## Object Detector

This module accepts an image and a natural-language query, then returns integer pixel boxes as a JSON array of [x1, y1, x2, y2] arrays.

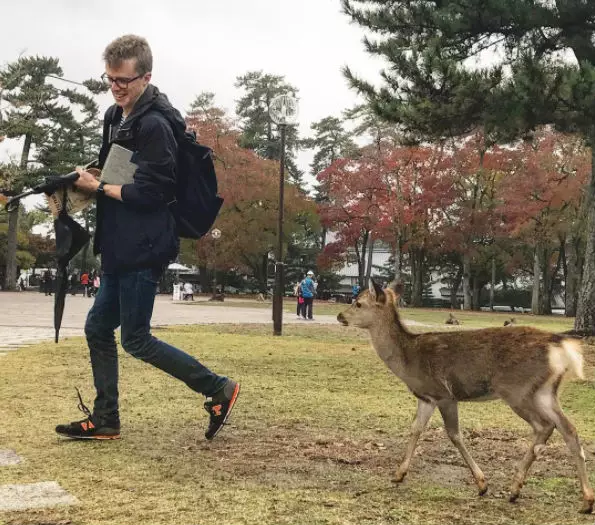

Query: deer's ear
[[389, 280, 404, 297], [369, 278, 385, 303]]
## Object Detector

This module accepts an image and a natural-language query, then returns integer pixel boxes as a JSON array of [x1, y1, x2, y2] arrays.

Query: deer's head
[[337, 279, 403, 329]]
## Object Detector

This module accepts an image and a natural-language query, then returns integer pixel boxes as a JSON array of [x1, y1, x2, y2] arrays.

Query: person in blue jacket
[[300, 270, 316, 320], [352, 283, 361, 302]]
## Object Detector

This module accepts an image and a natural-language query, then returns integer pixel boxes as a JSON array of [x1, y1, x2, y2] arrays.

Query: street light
[[269, 94, 299, 336], [211, 228, 222, 300]]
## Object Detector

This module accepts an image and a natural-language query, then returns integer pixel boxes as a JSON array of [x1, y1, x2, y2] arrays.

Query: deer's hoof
[[509, 492, 519, 503], [477, 483, 488, 496], [579, 499, 594, 514], [392, 472, 407, 484]]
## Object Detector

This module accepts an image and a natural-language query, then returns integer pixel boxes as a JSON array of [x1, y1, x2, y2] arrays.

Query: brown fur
[[337, 280, 593, 513], [445, 313, 460, 325]]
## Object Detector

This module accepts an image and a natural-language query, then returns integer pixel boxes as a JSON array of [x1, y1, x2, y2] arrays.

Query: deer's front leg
[[394, 398, 435, 483], [438, 400, 487, 495]]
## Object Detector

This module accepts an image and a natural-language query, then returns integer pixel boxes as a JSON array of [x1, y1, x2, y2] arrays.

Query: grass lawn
[[1, 322, 595, 525], [187, 298, 576, 333]]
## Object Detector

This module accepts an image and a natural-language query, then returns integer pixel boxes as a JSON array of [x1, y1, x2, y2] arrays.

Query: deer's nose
[[337, 313, 348, 325]]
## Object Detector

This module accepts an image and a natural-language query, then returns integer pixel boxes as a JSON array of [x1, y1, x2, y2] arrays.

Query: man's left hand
[[74, 167, 100, 193]]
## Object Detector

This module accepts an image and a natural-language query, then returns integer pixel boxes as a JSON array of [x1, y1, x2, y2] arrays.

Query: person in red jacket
[[80, 272, 89, 297]]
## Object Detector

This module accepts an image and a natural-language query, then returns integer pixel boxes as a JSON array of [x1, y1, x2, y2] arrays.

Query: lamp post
[[269, 95, 299, 336], [210, 228, 222, 300]]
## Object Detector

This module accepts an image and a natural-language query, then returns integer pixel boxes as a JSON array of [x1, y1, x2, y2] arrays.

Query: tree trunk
[[260, 253, 269, 293], [542, 245, 560, 316], [565, 235, 579, 317], [410, 248, 424, 307], [575, 151, 595, 333], [4, 206, 19, 291], [393, 233, 402, 283], [532, 245, 542, 315], [472, 274, 481, 311], [462, 253, 472, 310], [198, 265, 209, 293], [320, 227, 327, 250], [364, 235, 374, 288], [450, 265, 463, 309], [356, 231, 368, 288], [489, 257, 496, 311], [4, 132, 32, 291]]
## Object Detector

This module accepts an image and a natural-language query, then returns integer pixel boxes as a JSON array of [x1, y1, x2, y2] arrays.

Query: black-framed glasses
[[101, 73, 142, 89]]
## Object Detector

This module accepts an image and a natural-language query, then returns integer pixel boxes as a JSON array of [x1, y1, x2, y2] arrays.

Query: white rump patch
[[548, 339, 584, 380]]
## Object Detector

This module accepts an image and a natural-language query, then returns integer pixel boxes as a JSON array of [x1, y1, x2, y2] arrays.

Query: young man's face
[[104, 58, 151, 113]]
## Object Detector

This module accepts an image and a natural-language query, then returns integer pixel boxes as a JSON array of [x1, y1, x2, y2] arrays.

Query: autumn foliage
[[318, 127, 590, 308]]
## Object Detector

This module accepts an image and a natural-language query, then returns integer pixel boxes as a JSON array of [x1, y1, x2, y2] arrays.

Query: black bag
[[171, 131, 223, 239], [102, 105, 223, 240]]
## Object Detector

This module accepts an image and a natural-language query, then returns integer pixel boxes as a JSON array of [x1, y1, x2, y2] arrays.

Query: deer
[[445, 313, 460, 325], [337, 280, 593, 514]]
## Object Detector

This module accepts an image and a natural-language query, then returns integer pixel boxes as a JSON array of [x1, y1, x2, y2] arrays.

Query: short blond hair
[[103, 35, 152, 75]]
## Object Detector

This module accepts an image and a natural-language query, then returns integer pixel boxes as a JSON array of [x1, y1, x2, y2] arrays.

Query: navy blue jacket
[[96, 85, 186, 272]]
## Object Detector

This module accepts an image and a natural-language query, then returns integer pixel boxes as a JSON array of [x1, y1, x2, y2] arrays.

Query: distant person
[[300, 270, 316, 320], [183, 282, 194, 301], [93, 273, 101, 295], [352, 284, 361, 303], [43, 270, 53, 296], [80, 272, 90, 297], [294, 278, 304, 319]]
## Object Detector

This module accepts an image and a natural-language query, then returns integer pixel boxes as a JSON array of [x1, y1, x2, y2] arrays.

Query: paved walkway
[[0, 292, 340, 351]]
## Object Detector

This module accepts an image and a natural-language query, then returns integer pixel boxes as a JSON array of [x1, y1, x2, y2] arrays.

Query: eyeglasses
[[101, 73, 142, 89]]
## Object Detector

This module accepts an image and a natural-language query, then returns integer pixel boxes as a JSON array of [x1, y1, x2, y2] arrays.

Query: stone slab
[[0, 481, 78, 511], [0, 450, 22, 466]]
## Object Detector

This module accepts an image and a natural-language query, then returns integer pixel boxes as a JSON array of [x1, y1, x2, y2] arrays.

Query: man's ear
[[369, 278, 385, 303]]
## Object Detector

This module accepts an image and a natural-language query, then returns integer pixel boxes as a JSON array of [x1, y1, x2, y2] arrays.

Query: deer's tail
[[550, 339, 584, 380]]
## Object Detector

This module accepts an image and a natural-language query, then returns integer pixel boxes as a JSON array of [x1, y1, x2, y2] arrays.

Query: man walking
[[55, 35, 239, 441], [300, 270, 316, 320]]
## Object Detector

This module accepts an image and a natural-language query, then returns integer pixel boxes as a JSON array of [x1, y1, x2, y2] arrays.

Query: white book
[[100, 144, 137, 185]]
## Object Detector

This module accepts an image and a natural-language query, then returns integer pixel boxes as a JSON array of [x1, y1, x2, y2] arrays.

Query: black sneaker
[[204, 381, 241, 440], [55, 389, 120, 440]]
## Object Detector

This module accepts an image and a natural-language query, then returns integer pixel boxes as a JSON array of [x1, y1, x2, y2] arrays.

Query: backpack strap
[[98, 105, 120, 168]]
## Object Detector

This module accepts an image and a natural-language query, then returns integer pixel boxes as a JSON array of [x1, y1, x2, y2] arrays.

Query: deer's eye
[[355, 302, 362, 308]]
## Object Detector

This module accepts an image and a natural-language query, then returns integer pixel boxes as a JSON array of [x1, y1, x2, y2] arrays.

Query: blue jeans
[[85, 268, 227, 425]]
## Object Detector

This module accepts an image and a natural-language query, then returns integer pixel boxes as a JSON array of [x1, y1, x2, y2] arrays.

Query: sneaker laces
[[75, 387, 92, 419]]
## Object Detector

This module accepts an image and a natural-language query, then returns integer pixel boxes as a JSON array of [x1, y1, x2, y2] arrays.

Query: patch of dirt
[[174, 424, 583, 498], [5, 521, 74, 525]]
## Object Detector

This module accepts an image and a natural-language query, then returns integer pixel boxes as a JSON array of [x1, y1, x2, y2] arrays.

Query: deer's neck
[[369, 308, 415, 372]]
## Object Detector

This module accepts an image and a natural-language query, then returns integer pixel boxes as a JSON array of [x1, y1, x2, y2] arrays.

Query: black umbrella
[[53, 186, 90, 342], [5, 173, 91, 343]]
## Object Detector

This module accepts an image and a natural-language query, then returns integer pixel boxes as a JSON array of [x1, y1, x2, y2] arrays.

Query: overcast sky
[[0, 0, 384, 202]]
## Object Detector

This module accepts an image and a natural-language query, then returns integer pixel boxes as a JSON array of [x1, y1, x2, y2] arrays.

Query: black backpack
[[171, 131, 223, 239], [102, 105, 223, 240]]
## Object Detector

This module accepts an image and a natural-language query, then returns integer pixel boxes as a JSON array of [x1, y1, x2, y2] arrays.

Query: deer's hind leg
[[504, 400, 554, 503], [438, 400, 487, 495], [394, 398, 435, 483], [534, 384, 594, 514]]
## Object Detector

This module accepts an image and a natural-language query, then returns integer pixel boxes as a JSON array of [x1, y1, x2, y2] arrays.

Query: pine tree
[[235, 71, 303, 186], [343, 0, 595, 333], [0, 56, 101, 289], [302, 116, 356, 248]]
